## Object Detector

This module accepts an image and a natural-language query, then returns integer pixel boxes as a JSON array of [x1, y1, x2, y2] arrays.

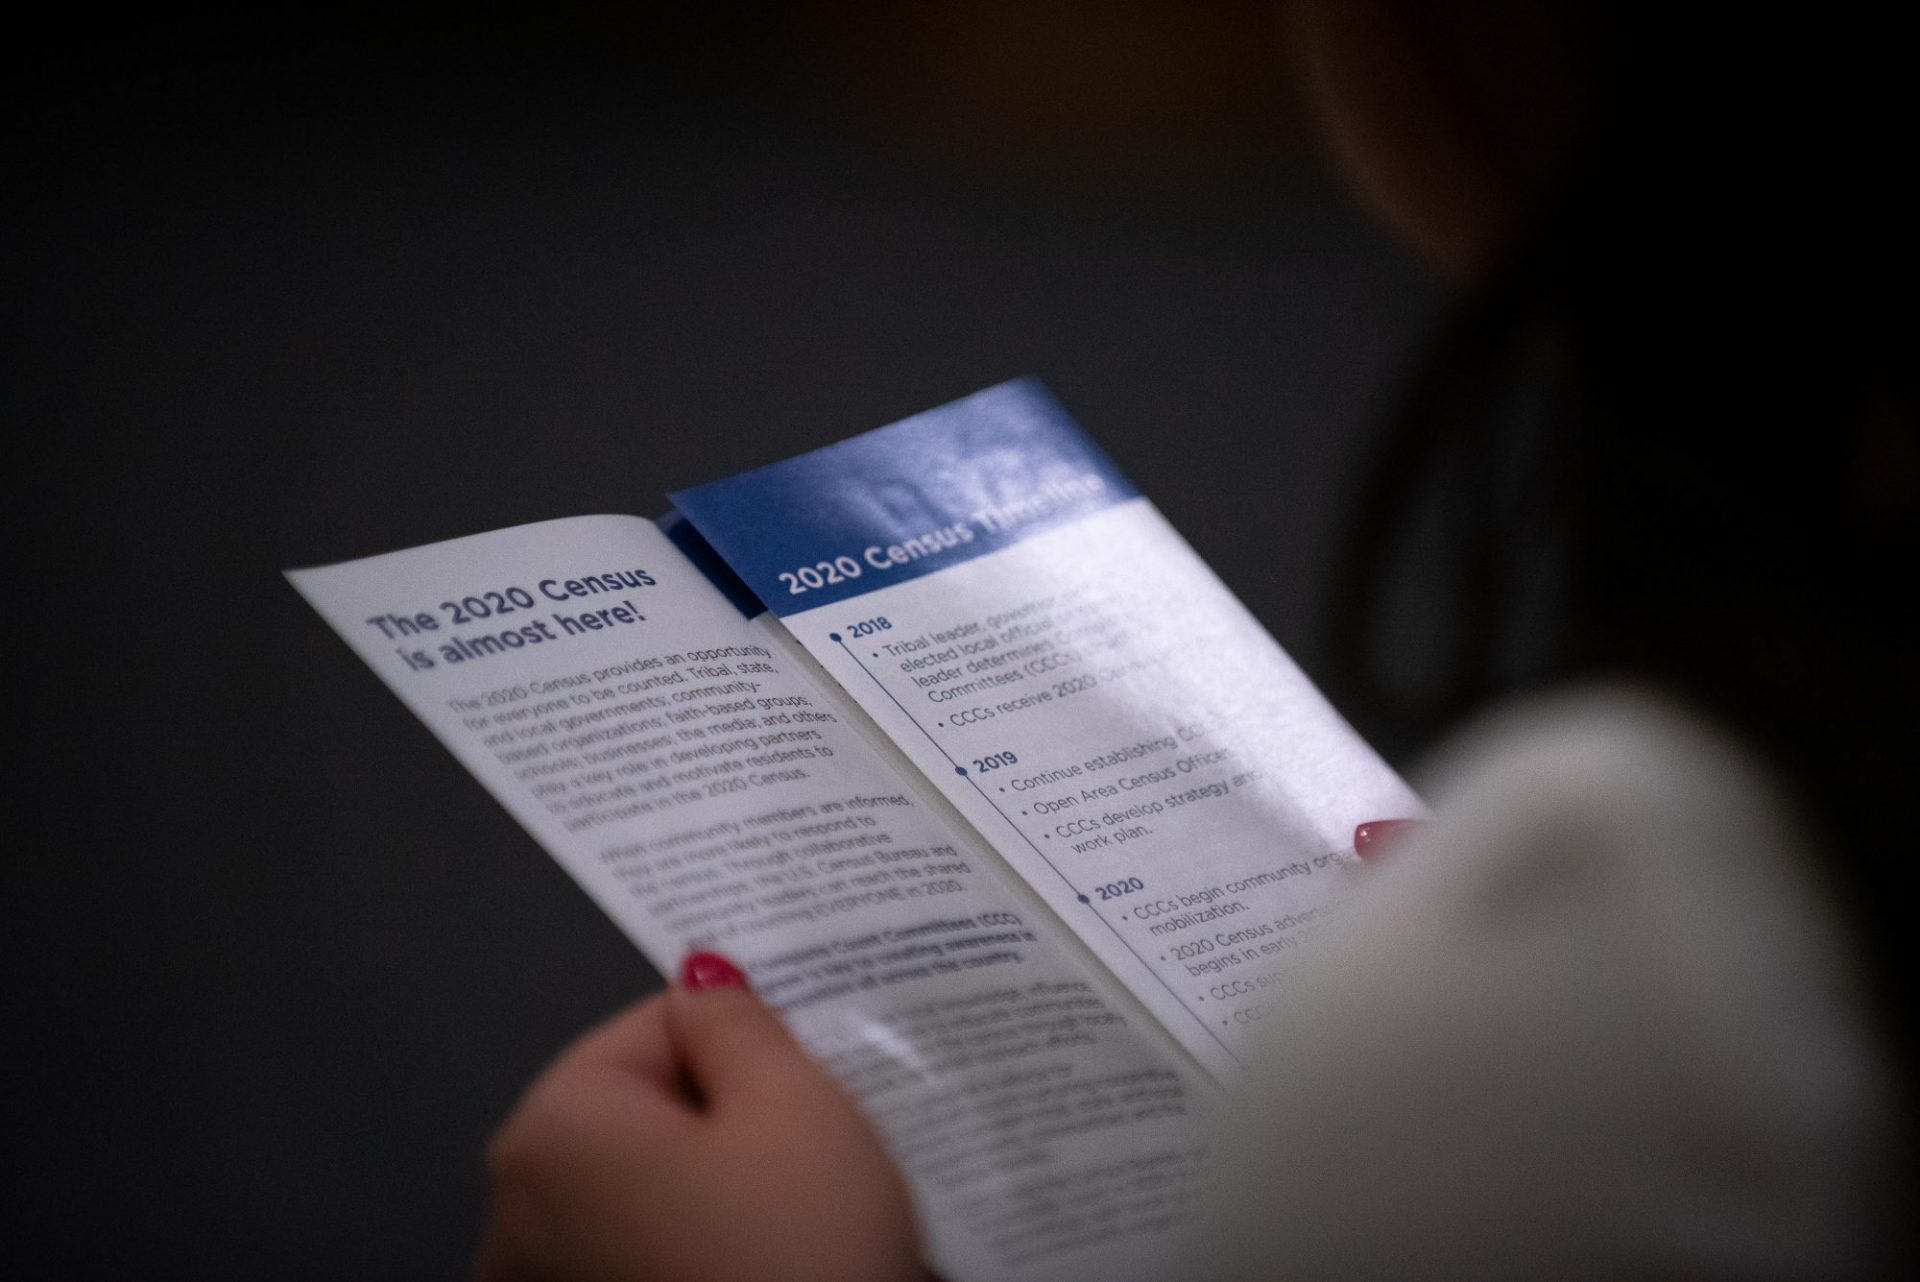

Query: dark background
[[5, 6, 1435, 1277]]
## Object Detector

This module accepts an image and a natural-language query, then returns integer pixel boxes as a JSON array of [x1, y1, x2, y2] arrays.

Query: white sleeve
[[1191, 688, 1902, 1281]]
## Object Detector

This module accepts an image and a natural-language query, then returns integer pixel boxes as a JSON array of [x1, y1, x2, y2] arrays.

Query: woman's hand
[[472, 953, 927, 1282]]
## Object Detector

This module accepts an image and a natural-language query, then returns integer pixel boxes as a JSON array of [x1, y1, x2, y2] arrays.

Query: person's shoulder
[[1391, 683, 1902, 1267], [1419, 681, 1810, 871], [1400, 683, 1844, 946], [1203, 683, 1904, 1280], [1390, 684, 1882, 1081]]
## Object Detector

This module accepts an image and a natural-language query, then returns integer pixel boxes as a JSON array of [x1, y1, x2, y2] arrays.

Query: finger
[[486, 1002, 698, 1227], [468, 1211, 518, 1282], [510, 995, 705, 1139], [663, 954, 836, 1111], [542, 991, 681, 1093]]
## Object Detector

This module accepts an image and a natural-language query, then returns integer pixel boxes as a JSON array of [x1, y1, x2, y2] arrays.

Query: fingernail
[[680, 951, 750, 992], [1353, 819, 1421, 860]]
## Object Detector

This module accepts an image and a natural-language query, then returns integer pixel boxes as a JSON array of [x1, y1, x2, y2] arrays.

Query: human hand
[[472, 952, 928, 1282]]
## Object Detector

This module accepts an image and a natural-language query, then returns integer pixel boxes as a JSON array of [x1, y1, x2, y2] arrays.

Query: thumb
[[665, 952, 835, 1111]]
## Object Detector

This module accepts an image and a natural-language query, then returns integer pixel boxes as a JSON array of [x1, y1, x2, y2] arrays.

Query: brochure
[[289, 379, 1418, 1281]]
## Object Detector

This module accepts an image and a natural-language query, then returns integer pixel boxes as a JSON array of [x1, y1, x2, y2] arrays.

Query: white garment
[[1194, 688, 1903, 1280]]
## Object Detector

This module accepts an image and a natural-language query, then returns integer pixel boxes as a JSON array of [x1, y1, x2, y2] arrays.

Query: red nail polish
[[1353, 819, 1421, 860], [680, 951, 750, 991]]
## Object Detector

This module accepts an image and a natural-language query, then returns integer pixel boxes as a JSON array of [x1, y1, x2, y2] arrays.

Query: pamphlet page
[[674, 381, 1421, 1075], [289, 514, 1210, 1282]]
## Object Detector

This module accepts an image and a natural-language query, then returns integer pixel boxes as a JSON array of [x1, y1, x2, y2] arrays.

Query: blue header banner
[[671, 379, 1139, 616], [656, 511, 766, 619]]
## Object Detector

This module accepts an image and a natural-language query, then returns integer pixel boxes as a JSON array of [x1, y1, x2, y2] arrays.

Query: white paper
[[289, 515, 1212, 1282], [764, 499, 1419, 1075]]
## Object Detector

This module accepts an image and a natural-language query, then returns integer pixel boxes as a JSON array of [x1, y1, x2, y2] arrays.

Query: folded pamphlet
[[289, 379, 1418, 1282]]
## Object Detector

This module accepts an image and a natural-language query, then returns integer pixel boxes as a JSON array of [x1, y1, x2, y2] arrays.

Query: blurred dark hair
[[1330, 10, 1915, 1040]]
